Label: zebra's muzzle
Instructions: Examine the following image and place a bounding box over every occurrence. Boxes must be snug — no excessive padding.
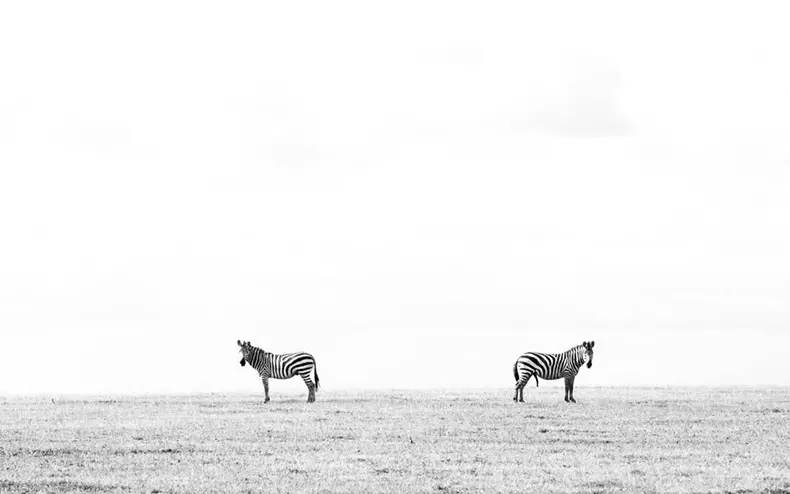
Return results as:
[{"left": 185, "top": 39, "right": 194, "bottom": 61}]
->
[
  {"left": 587, "top": 361, "right": 592, "bottom": 369},
  {"left": 240, "top": 358, "right": 246, "bottom": 367}
]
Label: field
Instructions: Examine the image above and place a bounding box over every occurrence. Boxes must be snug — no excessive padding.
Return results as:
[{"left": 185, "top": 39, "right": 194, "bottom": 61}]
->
[{"left": 1, "top": 387, "right": 789, "bottom": 493}]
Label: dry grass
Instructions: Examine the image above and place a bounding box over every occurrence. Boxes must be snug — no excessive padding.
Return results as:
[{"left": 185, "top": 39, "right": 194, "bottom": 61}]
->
[{"left": 1, "top": 387, "right": 789, "bottom": 493}]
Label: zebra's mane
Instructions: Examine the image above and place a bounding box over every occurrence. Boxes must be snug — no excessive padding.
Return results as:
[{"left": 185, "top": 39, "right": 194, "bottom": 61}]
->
[
  {"left": 242, "top": 344, "right": 269, "bottom": 369},
  {"left": 565, "top": 344, "right": 586, "bottom": 364},
  {"left": 247, "top": 344, "right": 269, "bottom": 359}
]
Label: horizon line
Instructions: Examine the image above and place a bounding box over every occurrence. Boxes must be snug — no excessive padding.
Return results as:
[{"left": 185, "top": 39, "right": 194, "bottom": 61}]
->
[{"left": 3, "top": 384, "right": 789, "bottom": 398}]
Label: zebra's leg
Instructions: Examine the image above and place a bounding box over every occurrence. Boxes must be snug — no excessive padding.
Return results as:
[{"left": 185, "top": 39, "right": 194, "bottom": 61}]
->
[
  {"left": 564, "top": 376, "right": 571, "bottom": 403},
  {"left": 301, "top": 374, "right": 316, "bottom": 403},
  {"left": 568, "top": 375, "right": 576, "bottom": 403},
  {"left": 519, "top": 375, "right": 530, "bottom": 402},
  {"left": 513, "top": 363, "right": 522, "bottom": 402},
  {"left": 307, "top": 383, "right": 316, "bottom": 403},
  {"left": 262, "top": 377, "right": 271, "bottom": 403},
  {"left": 514, "top": 374, "right": 529, "bottom": 403}
]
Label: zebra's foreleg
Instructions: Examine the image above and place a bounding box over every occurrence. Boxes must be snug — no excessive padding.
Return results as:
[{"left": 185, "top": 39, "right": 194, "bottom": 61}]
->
[
  {"left": 563, "top": 376, "right": 577, "bottom": 403},
  {"left": 567, "top": 375, "right": 576, "bottom": 403},
  {"left": 262, "top": 377, "right": 271, "bottom": 403}
]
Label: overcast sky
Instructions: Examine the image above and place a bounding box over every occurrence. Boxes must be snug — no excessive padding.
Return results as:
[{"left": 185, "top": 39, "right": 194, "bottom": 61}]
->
[{"left": 1, "top": 2, "right": 789, "bottom": 394}]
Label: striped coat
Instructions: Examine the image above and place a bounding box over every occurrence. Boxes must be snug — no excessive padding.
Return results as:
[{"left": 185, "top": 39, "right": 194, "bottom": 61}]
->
[
  {"left": 238, "top": 340, "right": 320, "bottom": 403},
  {"left": 513, "top": 341, "right": 595, "bottom": 403}
]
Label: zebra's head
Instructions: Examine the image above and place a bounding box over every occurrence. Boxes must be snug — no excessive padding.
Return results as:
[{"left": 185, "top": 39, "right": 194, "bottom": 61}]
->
[
  {"left": 582, "top": 341, "right": 595, "bottom": 368},
  {"left": 238, "top": 340, "right": 252, "bottom": 367}
]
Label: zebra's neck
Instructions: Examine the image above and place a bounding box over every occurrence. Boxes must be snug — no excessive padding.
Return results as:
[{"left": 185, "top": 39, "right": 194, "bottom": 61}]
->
[
  {"left": 567, "top": 346, "right": 585, "bottom": 370},
  {"left": 249, "top": 347, "right": 269, "bottom": 370}
]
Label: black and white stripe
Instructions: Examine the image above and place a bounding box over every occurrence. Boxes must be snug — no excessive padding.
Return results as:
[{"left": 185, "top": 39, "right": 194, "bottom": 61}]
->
[
  {"left": 513, "top": 341, "right": 595, "bottom": 403},
  {"left": 237, "top": 340, "right": 320, "bottom": 403}
]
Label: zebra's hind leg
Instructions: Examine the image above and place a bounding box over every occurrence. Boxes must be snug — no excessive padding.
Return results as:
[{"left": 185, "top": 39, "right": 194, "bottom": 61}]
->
[
  {"left": 301, "top": 374, "right": 316, "bottom": 403},
  {"left": 513, "top": 363, "right": 522, "bottom": 402},
  {"left": 514, "top": 375, "right": 529, "bottom": 403},
  {"left": 306, "top": 383, "right": 316, "bottom": 403}
]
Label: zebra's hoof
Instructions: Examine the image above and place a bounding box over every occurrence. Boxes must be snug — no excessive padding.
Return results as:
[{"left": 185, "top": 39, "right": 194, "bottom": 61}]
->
[{"left": 264, "top": 398, "right": 271, "bottom": 403}]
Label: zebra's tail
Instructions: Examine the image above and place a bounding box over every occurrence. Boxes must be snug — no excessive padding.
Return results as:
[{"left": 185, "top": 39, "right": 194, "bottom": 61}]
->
[
  {"left": 314, "top": 362, "right": 320, "bottom": 390},
  {"left": 513, "top": 362, "right": 519, "bottom": 382}
]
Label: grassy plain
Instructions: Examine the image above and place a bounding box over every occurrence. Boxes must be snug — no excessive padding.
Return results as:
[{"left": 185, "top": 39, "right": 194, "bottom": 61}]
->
[{"left": 1, "top": 387, "right": 788, "bottom": 493}]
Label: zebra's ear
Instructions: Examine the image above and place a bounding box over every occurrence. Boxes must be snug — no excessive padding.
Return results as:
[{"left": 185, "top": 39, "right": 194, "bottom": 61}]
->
[
  {"left": 590, "top": 341, "right": 595, "bottom": 348},
  {"left": 582, "top": 341, "right": 588, "bottom": 348},
  {"left": 237, "top": 340, "right": 242, "bottom": 346}
]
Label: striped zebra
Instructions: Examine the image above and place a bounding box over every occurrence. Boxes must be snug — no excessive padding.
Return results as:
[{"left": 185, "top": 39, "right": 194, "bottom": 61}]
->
[
  {"left": 513, "top": 341, "right": 595, "bottom": 403},
  {"left": 237, "top": 340, "right": 320, "bottom": 403}
]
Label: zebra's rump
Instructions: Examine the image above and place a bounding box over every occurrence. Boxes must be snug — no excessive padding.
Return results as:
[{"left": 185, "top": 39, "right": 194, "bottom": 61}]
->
[{"left": 283, "top": 353, "right": 316, "bottom": 370}]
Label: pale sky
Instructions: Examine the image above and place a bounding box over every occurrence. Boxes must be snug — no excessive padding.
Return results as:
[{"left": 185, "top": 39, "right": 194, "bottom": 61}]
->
[{"left": 1, "top": 2, "right": 789, "bottom": 394}]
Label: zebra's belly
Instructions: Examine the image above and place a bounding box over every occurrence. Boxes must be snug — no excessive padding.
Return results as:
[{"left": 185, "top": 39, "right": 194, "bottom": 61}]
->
[
  {"left": 533, "top": 370, "right": 564, "bottom": 381},
  {"left": 534, "top": 369, "right": 579, "bottom": 380},
  {"left": 267, "top": 372, "right": 295, "bottom": 380}
]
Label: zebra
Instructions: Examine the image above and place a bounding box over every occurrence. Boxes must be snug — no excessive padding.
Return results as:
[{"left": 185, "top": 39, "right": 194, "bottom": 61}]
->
[
  {"left": 513, "top": 341, "right": 594, "bottom": 403},
  {"left": 237, "top": 340, "right": 320, "bottom": 403}
]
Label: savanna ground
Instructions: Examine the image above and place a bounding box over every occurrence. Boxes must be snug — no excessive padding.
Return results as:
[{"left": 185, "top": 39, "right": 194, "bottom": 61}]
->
[{"left": 1, "top": 387, "right": 788, "bottom": 493}]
